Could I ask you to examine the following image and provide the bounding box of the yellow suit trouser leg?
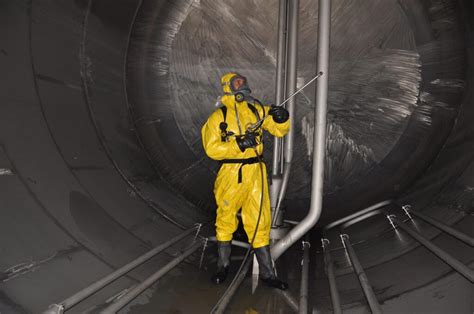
[214,164,246,242]
[241,163,271,249]
[214,163,271,247]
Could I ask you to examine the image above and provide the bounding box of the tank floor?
[124,245,303,314]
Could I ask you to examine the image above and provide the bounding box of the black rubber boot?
[254,246,289,290]
[211,241,231,284]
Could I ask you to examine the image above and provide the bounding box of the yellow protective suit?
[201,73,290,248]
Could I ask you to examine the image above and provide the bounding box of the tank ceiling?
[0,0,473,313]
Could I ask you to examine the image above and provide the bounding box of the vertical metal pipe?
[299,239,311,314]
[271,0,289,228]
[280,137,285,173]
[101,241,203,314]
[283,0,299,164]
[272,0,288,176]
[272,0,298,224]
[390,216,474,282]
[340,235,382,314]
[321,239,342,314]
[408,210,474,247]
[272,0,331,260]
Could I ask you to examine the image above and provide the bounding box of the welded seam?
[80,0,186,229]
[1,244,82,283]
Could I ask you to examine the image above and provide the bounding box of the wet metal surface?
[0,0,473,313]
[127,0,466,224]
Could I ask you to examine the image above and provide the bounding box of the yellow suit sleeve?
[261,105,290,137]
[201,110,242,160]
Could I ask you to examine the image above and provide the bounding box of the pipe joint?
[42,304,64,314]
[402,205,413,219]
[193,223,203,241]
[386,215,397,229]
[340,234,349,248]
[321,238,330,250]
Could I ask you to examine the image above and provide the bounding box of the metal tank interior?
[1,0,473,313]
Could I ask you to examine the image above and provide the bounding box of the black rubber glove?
[236,131,258,152]
[269,105,289,123]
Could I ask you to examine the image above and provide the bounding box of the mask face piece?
[229,74,251,95]
[230,76,247,92]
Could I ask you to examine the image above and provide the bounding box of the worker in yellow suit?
[201,72,290,290]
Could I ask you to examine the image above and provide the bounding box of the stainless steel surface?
[389,215,474,282]
[272,72,323,226]
[271,0,288,177]
[207,236,251,249]
[273,0,299,221]
[280,73,323,109]
[125,0,467,224]
[274,162,292,221]
[405,206,474,247]
[46,225,198,312]
[249,72,323,133]
[1,0,474,313]
[277,290,299,313]
[271,0,331,260]
[283,0,299,165]
[211,253,253,314]
[324,200,392,230]
[321,239,342,314]
[101,240,203,313]
[340,235,382,314]
[299,239,310,314]
[340,210,384,230]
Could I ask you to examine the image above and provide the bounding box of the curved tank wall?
[0,0,472,313]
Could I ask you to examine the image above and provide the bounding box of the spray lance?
[246,71,324,133]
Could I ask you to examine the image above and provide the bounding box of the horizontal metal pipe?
[409,210,474,247]
[47,225,199,312]
[101,240,203,313]
[391,216,474,282]
[341,210,383,230]
[321,239,342,314]
[284,219,300,225]
[207,236,251,249]
[277,290,299,313]
[324,200,392,230]
[341,235,382,314]
[299,240,311,314]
